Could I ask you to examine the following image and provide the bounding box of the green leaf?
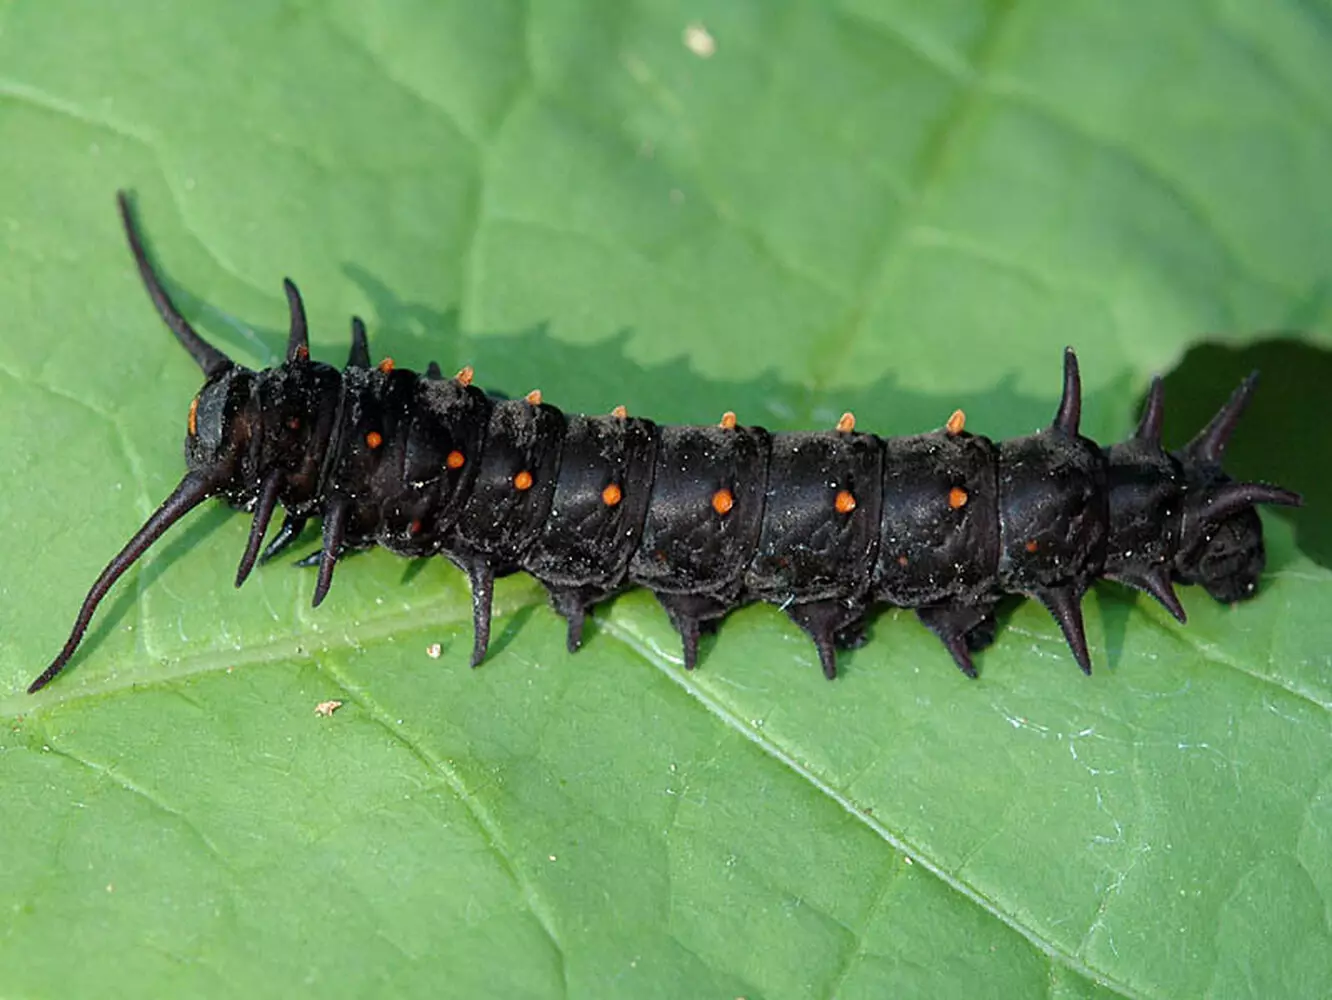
[2,2,1330,997]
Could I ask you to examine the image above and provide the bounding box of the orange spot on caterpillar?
[526,389,543,405]
[409,518,422,535]
[946,409,966,436]
[295,344,309,361]
[611,404,628,419]
[948,487,968,509]
[719,411,737,430]
[365,431,383,449]
[378,358,395,373]
[711,488,734,515]
[287,416,301,431]
[834,490,857,514]
[602,483,623,507]
[456,366,474,386]
[836,412,856,433]
[514,470,534,491]
[187,397,199,437]
[897,554,909,567]
[1025,539,1039,553]
[445,450,465,470]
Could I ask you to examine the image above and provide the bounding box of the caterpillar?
[27,193,1304,694]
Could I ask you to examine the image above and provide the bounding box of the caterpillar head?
[1104,371,1301,622]
[1169,372,1300,604]
[1174,504,1266,603]
[183,366,256,487]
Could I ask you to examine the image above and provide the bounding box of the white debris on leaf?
[683,23,716,58]
[314,700,343,717]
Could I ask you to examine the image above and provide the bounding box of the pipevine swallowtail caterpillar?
[27,193,1304,694]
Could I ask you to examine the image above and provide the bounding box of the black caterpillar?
[28,193,1304,694]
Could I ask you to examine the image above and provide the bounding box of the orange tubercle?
[948,486,968,509]
[711,488,734,515]
[836,412,856,433]
[526,389,543,405]
[945,409,966,436]
[378,358,395,373]
[187,396,199,437]
[834,489,857,514]
[601,483,623,507]
[719,411,737,430]
[456,366,474,386]
[514,470,534,491]
[1025,539,1039,553]
[445,450,466,470]
[365,431,383,449]
[295,344,310,361]
[611,404,628,419]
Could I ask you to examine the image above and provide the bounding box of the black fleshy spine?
[25,194,1305,693]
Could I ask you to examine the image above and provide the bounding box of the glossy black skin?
[27,195,1304,694]
[173,346,1302,683]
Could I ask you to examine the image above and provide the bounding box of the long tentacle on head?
[115,191,233,378]
[28,472,217,693]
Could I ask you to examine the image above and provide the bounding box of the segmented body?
[27,195,1303,693]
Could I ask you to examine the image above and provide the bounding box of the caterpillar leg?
[834,616,870,650]
[311,494,351,607]
[653,591,731,671]
[545,584,615,653]
[915,601,998,678]
[260,513,308,564]
[235,470,284,587]
[294,543,371,569]
[962,608,997,653]
[1033,585,1092,675]
[548,587,590,653]
[464,559,495,668]
[784,599,869,680]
